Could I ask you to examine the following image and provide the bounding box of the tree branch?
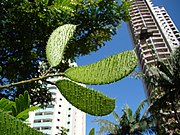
[0,72,64,89]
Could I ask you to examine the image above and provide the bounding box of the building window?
[60,98,62,101]
[67,122,70,124]
[51,92,56,95]
[41,127,51,130]
[43,119,52,122]
[34,120,41,123]
[68,108,71,110]
[44,112,53,115]
[57,119,60,121]
[59,105,61,107]
[68,114,70,117]
[56,126,59,129]
[35,112,43,115]
[58,112,61,114]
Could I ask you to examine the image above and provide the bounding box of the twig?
[0,72,64,89]
[42,66,52,76]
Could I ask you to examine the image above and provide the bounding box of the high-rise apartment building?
[28,78,86,135]
[127,0,180,96]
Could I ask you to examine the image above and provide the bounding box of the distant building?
[28,78,86,135]
[127,0,180,96]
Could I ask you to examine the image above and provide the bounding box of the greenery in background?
[0,109,45,135]
[0,0,130,106]
[146,47,180,134]
[58,127,69,135]
[0,90,40,121]
[94,100,154,135]
[0,90,43,135]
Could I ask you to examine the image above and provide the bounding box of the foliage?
[46,24,77,67]
[146,47,180,134]
[51,25,137,115]
[0,0,135,133]
[94,100,154,135]
[65,50,137,85]
[58,127,69,135]
[0,0,130,105]
[0,23,137,116]
[0,91,40,121]
[56,79,115,116]
[0,109,45,135]
[0,97,15,113]
[89,128,95,135]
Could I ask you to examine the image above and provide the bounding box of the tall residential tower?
[127,0,180,96]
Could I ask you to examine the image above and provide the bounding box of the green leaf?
[0,109,45,135]
[16,106,40,121]
[89,128,95,135]
[65,50,137,85]
[54,0,75,13]
[124,105,133,122]
[12,105,17,116]
[46,24,76,67]
[56,79,115,116]
[133,99,147,120]
[0,66,2,72]
[24,90,30,109]
[15,98,21,115]
[19,94,25,111]
[0,98,9,109]
[0,98,15,112]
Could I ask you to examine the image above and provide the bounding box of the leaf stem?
[0,72,64,89]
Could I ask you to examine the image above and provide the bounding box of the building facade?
[28,78,86,135]
[127,0,180,96]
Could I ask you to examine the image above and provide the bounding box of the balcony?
[34,114,53,120]
[33,122,53,127]
[36,108,54,113]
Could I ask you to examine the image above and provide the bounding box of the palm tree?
[94,100,154,135]
[146,47,180,134]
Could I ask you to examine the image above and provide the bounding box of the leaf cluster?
[0,109,45,135]
[44,24,137,116]
[0,0,130,105]
[0,91,39,121]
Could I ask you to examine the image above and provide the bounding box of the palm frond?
[93,119,116,126]
[123,105,132,122]
[157,60,173,80]
[97,125,117,135]
[112,111,121,123]
[133,99,147,120]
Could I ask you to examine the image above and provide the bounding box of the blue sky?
[75,1,180,134]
